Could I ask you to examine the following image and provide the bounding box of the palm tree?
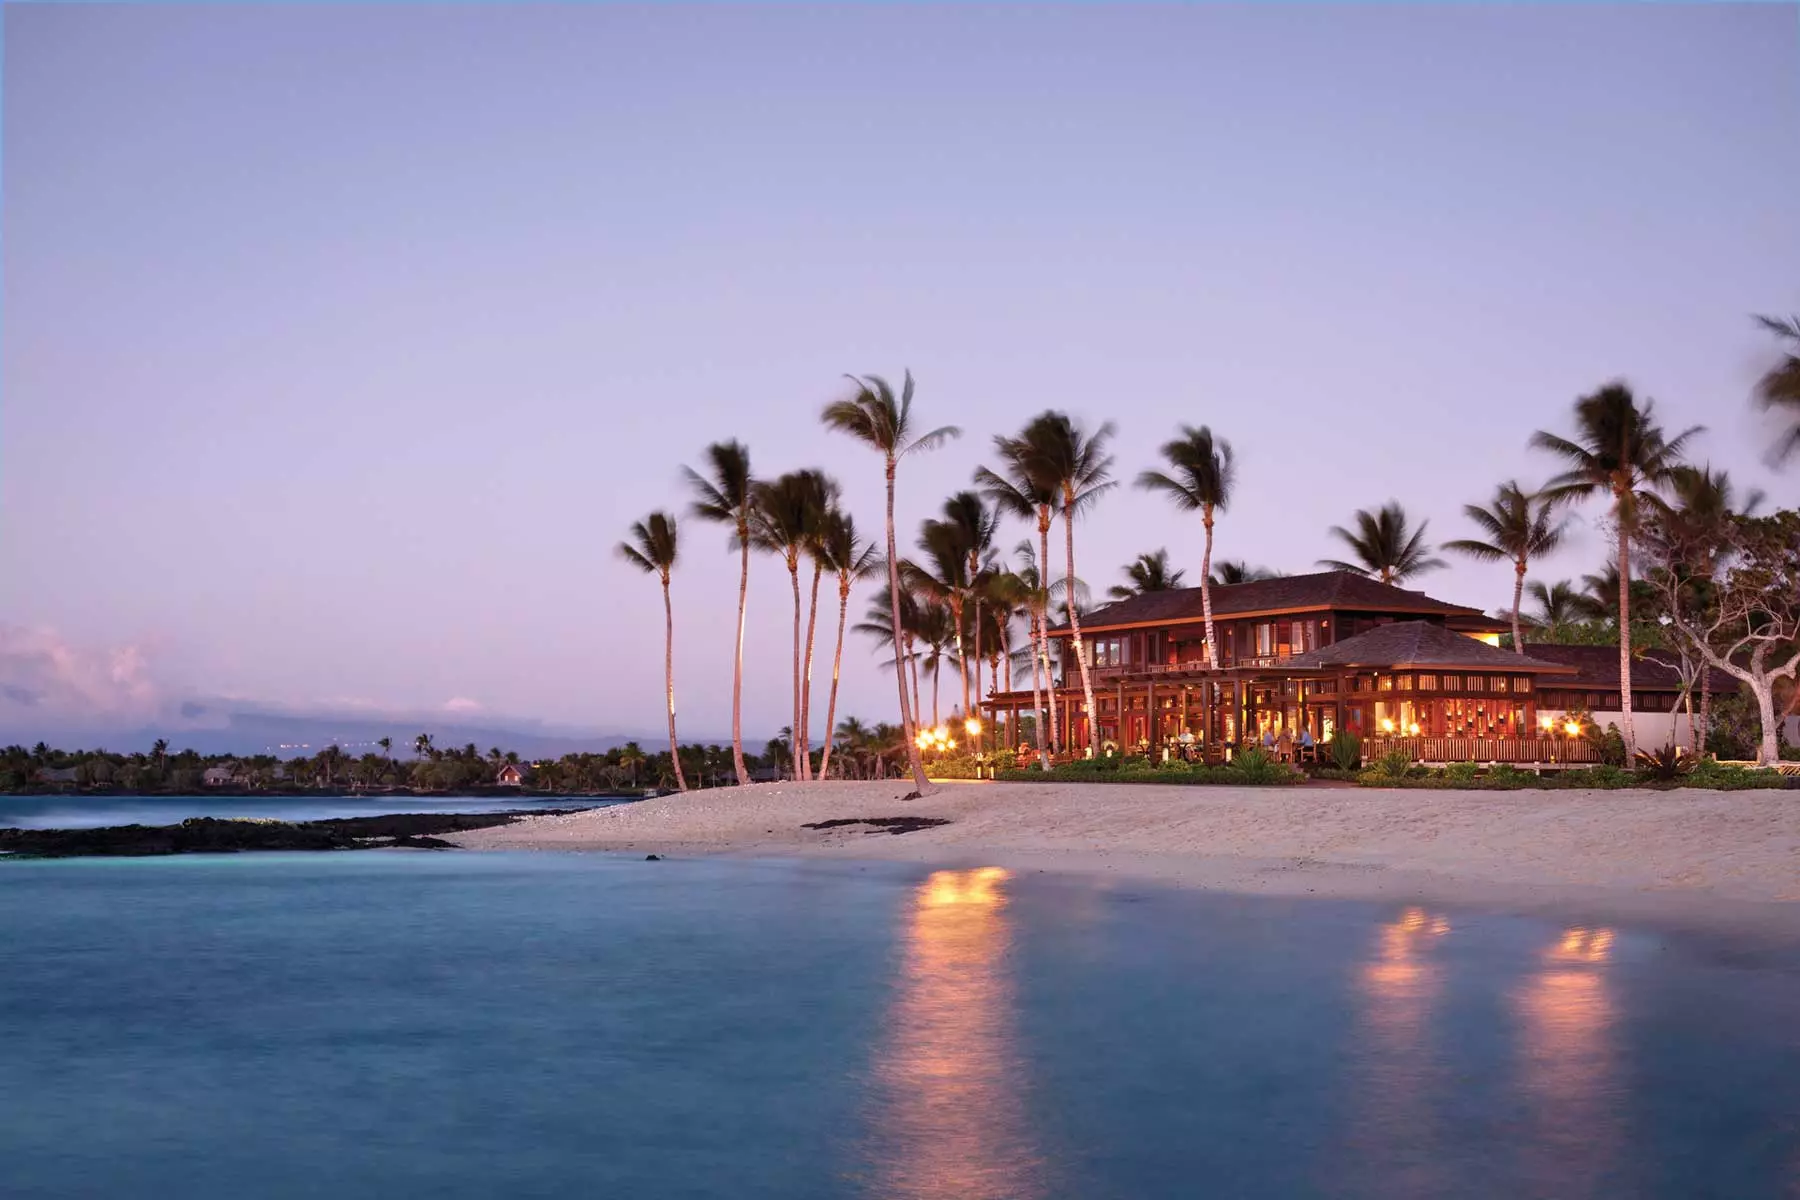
[1013,411,1115,758]
[914,599,958,729]
[1319,502,1447,584]
[1521,579,1602,638]
[798,491,845,781]
[1108,550,1187,600]
[376,736,392,764]
[684,440,757,786]
[413,733,433,761]
[975,453,1062,766]
[1753,313,1800,468]
[1442,482,1570,655]
[619,741,646,787]
[618,511,688,792]
[1208,560,1278,586]
[152,738,169,770]
[822,371,961,793]
[1532,382,1703,756]
[1137,425,1234,667]
[751,470,837,782]
[938,491,999,752]
[1657,464,1765,753]
[815,511,879,782]
[833,716,873,780]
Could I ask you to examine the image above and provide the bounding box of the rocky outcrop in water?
[0,810,588,859]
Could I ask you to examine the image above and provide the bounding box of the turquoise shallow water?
[0,793,619,830]
[1,852,1797,1199]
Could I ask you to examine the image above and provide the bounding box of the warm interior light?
[964,717,982,737]
[1564,721,1581,737]
[1407,722,1420,736]
[1540,715,1554,730]
[1380,718,1395,733]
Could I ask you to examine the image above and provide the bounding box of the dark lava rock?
[645,853,663,861]
[800,816,951,836]
[0,809,592,860]
[899,791,922,802]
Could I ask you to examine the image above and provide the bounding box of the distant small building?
[202,765,238,788]
[495,763,527,787]
[35,766,78,785]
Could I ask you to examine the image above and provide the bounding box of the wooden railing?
[1362,736,1600,764]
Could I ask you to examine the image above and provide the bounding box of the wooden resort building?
[981,570,1608,764]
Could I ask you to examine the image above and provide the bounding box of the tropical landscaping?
[616,312,1800,783]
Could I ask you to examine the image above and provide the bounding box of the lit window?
[1465,676,1485,693]
[1513,677,1531,695]
[1417,674,1438,691]
[1378,675,1395,692]
[1395,674,1414,691]
[1441,675,1461,692]
[1490,676,1509,693]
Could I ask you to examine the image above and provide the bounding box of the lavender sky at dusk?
[3,5,1796,748]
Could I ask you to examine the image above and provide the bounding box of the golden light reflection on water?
[1351,906,1453,1190]
[865,867,1043,1200]
[1514,926,1620,1195]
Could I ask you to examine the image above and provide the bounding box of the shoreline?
[450,779,1800,949]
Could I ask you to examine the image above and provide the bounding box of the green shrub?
[1443,761,1480,784]
[1485,764,1533,788]
[1634,744,1693,783]
[1330,732,1362,771]
[1225,747,1295,785]
[1375,749,1412,779]
[1594,723,1628,767]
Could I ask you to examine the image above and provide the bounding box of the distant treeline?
[0,722,919,794]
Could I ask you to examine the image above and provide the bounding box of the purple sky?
[3,5,1796,745]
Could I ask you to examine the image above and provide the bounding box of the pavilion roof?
[1051,570,1503,635]
[1284,621,1575,674]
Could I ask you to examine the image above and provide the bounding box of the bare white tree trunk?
[788,560,803,782]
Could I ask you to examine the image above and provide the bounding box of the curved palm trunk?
[1037,514,1061,754]
[731,532,750,786]
[931,658,941,728]
[1063,502,1100,757]
[1510,558,1527,656]
[951,597,969,729]
[788,559,803,781]
[887,459,930,792]
[1615,522,1636,758]
[1200,508,1218,668]
[1029,612,1049,769]
[818,581,850,781]
[971,596,984,755]
[662,575,688,792]
[906,635,923,732]
[800,562,823,780]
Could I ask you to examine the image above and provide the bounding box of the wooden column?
[1116,679,1126,747]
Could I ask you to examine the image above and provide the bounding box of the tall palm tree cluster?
[623,317,1794,783]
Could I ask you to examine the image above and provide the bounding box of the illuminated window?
[1395,674,1414,691]
[1513,676,1531,695]
[1378,675,1395,692]
[1417,674,1438,691]
[1465,676,1485,693]
[1441,675,1461,692]
[1490,676,1509,693]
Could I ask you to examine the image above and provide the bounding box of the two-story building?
[983,570,1607,763]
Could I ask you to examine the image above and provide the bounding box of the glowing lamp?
[964,718,982,737]
[1540,715,1554,731]
[1407,723,1420,736]
[1380,718,1395,733]
[1564,721,1581,737]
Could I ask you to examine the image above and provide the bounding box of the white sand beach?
[454,780,1800,942]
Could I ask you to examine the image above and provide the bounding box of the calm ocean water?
[1,853,1796,1199]
[0,793,621,830]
